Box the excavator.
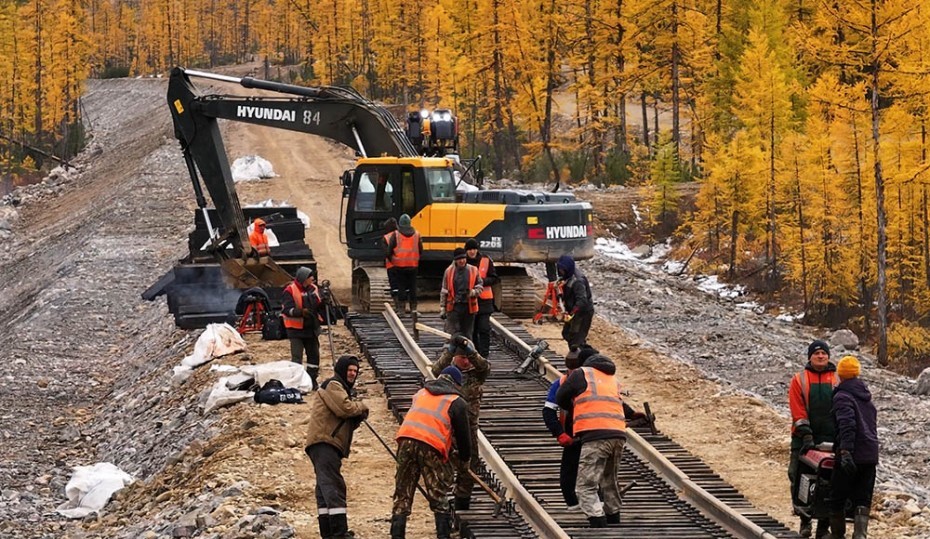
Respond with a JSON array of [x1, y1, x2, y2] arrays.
[[145, 67, 594, 327]]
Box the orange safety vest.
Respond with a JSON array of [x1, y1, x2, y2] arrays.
[[572, 367, 627, 434], [249, 229, 270, 256], [391, 231, 421, 268], [476, 256, 493, 300], [444, 264, 479, 314], [282, 282, 322, 330], [383, 231, 395, 269], [396, 389, 458, 460], [790, 370, 837, 434]]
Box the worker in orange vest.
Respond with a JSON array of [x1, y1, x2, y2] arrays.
[[391, 366, 472, 539], [788, 340, 837, 538], [386, 214, 422, 313], [249, 218, 271, 256], [556, 353, 636, 528], [440, 247, 483, 338], [281, 266, 322, 386], [464, 238, 498, 358], [381, 217, 399, 308]]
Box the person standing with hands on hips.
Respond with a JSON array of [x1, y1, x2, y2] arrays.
[[464, 238, 498, 359], [440, 247, 483, 338]]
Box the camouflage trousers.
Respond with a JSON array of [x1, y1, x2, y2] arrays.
[[392, 438, 454, 516], [576, 437, 626, 518], [454, 420, 479, 498]]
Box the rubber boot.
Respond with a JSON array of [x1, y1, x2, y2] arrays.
[[394, 298, 404, 313], [606, 512, 621, 527], [318, 514, 333, 539], [409, 297, 418, 315], [852, 506, 869, 539], [454, 496, 471, 511], [799, 516, 813, 538], [435, 512, 453, 539], [390, 514, 407, 539], [306, 365, 319, 389], [330, 513, 350, 539], [815, 518, 831, 538], [588, 515, 608, 528], [829, 512, 846, 539]]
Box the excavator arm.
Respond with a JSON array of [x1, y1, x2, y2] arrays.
[[167, 67, 418, 257]]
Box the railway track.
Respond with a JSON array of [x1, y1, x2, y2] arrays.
[[346, 308, 799, 539]]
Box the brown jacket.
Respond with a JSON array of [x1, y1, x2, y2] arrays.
[[304, 377, 368, 458]]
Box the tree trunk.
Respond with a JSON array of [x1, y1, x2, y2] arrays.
[[671, 0, 681, 159], [870, 0, 888, 366], [641, 92, 650, 150]]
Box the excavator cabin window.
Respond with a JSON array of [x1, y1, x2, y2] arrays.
[[354, 171, 395, 212], [425, 168, 455, 202]]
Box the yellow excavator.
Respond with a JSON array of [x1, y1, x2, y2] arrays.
[[147, 67, 594, 327]]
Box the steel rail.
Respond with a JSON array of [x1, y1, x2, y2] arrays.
[[383, 305, 570, 539], [489, 316, 780, 539]]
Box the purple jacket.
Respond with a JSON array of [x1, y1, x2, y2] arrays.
[[832, 378, 879, 464]]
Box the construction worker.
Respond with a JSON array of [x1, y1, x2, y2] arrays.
[[430, 333, 490, 511], [440, 247, 483, 339], [281, 266, 323, 387], [543, 345, 598, 508], [386, 214, 422, 313], [788, 340, 837, 538], [249, 218, 270, 256], [464, 238, 498, 358], [391, 366, 472, 539], [556, 255, 594, 349], [304, 355, 369, 539], [555, 353, 630, 528], [381, 217, 399, 307], [829, 356, 879, 539]]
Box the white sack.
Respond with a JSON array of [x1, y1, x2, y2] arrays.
[[181, 323, 247, 368], [56, 462, 134, 519], [203, 376, 254, 414], [238, 360, 314, 393], [232, 155, 276, 181]]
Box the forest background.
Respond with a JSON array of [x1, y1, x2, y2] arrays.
[[3, 0, 930, 372]]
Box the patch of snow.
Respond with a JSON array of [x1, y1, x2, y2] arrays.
[[232, 155, 276, 181], [776, 312, 805, 323], [694, 275, 746, 300]]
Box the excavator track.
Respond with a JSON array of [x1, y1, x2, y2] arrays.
[[496, 268, 539, 319], [352, 265, 392, 313]]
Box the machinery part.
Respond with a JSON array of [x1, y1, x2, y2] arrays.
[[496, 269, 539, 319], [532, 280, 564, 324], [513, 339, 549, 374], [353, 266, 391, 313]]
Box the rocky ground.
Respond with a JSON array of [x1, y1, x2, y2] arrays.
[[0, 71, 928, 539]]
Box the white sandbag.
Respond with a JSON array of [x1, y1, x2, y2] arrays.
[[56, 462, 134, 518], [181, 323, 247, 368], [238, 360, 314, 393], [203, 376, 254, 414]]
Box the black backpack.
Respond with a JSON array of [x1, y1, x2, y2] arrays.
[[261, 312, 287, 341]]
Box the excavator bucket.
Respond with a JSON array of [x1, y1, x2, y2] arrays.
[[220, 257, 294, 289]]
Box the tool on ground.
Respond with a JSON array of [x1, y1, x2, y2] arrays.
[[620, 480, 637, 498], [533, 280, 564, 324], [643, 402, 658, 435], [513, 339, 549, 374], [465, 468, 508, 517]]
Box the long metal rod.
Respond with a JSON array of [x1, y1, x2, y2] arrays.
[[496, 320, 779, 539], [382, 305, 569, 539]]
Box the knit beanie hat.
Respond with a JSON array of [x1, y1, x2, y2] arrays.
[[807, 340, 830, 359], [296, 266, 313, 283], [465, 238, 479, 250], [399, 214, 412, 227], [453, 247, 467, 260], [440, 366, 463, 386], [836, 356, 861, 380]]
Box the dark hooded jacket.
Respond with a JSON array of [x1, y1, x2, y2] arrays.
[[555, 354, 634, 443], [557, 255, 593, 314], [832, 378, 879, 464], [410, 377, 472, 462], [305, 356, 368, 457]]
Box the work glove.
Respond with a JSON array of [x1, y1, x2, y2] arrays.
[[839, 450, 857, 476], [469, 289, 479, 298], [563, 313, 574, 323], [359, 408, 370, 421], [440, 311, 447, 320], [800, 435, 815, 455], [557, 433, 574, 447], [446, 341, 457, 354], [301, 307, 312, 317]]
